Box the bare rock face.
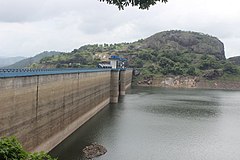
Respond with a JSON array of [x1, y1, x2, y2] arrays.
[[228, 56, 240, 65], [159, 76, 199, 88], [83, 143, 107, 159], [143, 30, 226, 60], [137, 76, 199, 88]]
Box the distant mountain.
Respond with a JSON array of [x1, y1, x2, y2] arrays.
[[7, 51, 63, 68], [228, 56, 240, 65], [0, 56, 26, 68]]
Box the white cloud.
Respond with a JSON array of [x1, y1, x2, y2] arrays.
[[0, 0, 240, 57]]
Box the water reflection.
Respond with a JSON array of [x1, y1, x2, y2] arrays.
[[144, 98, 221, 118], [132, 87, 221, 119], [144, 104, 220, 118]]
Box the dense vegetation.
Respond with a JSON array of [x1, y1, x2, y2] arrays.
[[0, 137, 56, 160], [36, 30, 240, 80]]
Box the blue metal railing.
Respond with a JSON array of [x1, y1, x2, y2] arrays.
[[0, 68, 112, 78]]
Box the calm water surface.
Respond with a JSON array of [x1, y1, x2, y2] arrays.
[[50, 87, 240, 160]]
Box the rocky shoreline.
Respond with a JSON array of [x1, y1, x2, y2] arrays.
[[136, 76, 240, 90]]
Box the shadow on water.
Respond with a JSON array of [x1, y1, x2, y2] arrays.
[[49, 103, 120, 160]]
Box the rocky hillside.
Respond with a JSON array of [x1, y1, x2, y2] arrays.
[[228, 56, 240, 65], [33, 30, 239, 81], [142, 30, 225, 60]]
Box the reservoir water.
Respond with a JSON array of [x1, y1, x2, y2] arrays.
[[50, 87, 240, 160]]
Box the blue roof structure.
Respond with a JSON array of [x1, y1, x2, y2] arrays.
[[109, 55, 120, 60], [109, 55, 127, 61]]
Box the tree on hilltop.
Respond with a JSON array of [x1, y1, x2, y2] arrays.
[[99, 0, 168, 10]]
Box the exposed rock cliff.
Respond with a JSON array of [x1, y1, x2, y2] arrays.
[[228, 56, 240, 65], [143, 30, 226, 60]]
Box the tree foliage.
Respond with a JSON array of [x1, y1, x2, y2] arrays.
[[199, 55, 221, 70], [223, 62, 239, 74], [99, 0, 168, 10], [0, 137, 56, 160]]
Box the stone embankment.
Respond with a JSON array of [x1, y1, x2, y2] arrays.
[[137, 76, 199, 88], [137, 76, 240, 90]]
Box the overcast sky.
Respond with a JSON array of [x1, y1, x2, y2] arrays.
[[0, 0, 240, 58]]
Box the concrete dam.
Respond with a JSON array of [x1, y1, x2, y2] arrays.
[[0, 68, 133, 152]]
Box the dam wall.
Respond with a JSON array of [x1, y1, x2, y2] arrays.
[[0, 69, 132, 152], [119, 69, 133, 96]]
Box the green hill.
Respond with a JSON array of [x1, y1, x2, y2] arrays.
[[36, 30, 239, 80]]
